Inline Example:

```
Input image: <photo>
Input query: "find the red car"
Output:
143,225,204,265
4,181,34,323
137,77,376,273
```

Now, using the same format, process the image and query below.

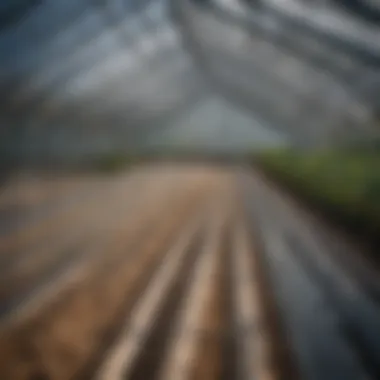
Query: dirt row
0,166,293,380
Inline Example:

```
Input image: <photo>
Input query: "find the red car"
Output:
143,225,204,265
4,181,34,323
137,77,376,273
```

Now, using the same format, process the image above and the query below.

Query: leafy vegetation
255,147,380,250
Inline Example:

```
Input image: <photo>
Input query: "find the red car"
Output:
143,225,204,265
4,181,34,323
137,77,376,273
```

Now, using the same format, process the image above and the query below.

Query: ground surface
0,163,379,380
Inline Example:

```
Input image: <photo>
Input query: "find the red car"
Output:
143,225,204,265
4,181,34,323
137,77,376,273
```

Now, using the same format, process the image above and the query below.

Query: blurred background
1,0,379,168
0,1,379,379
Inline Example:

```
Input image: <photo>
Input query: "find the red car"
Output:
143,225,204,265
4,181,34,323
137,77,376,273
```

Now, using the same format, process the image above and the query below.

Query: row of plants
255,147,380,254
